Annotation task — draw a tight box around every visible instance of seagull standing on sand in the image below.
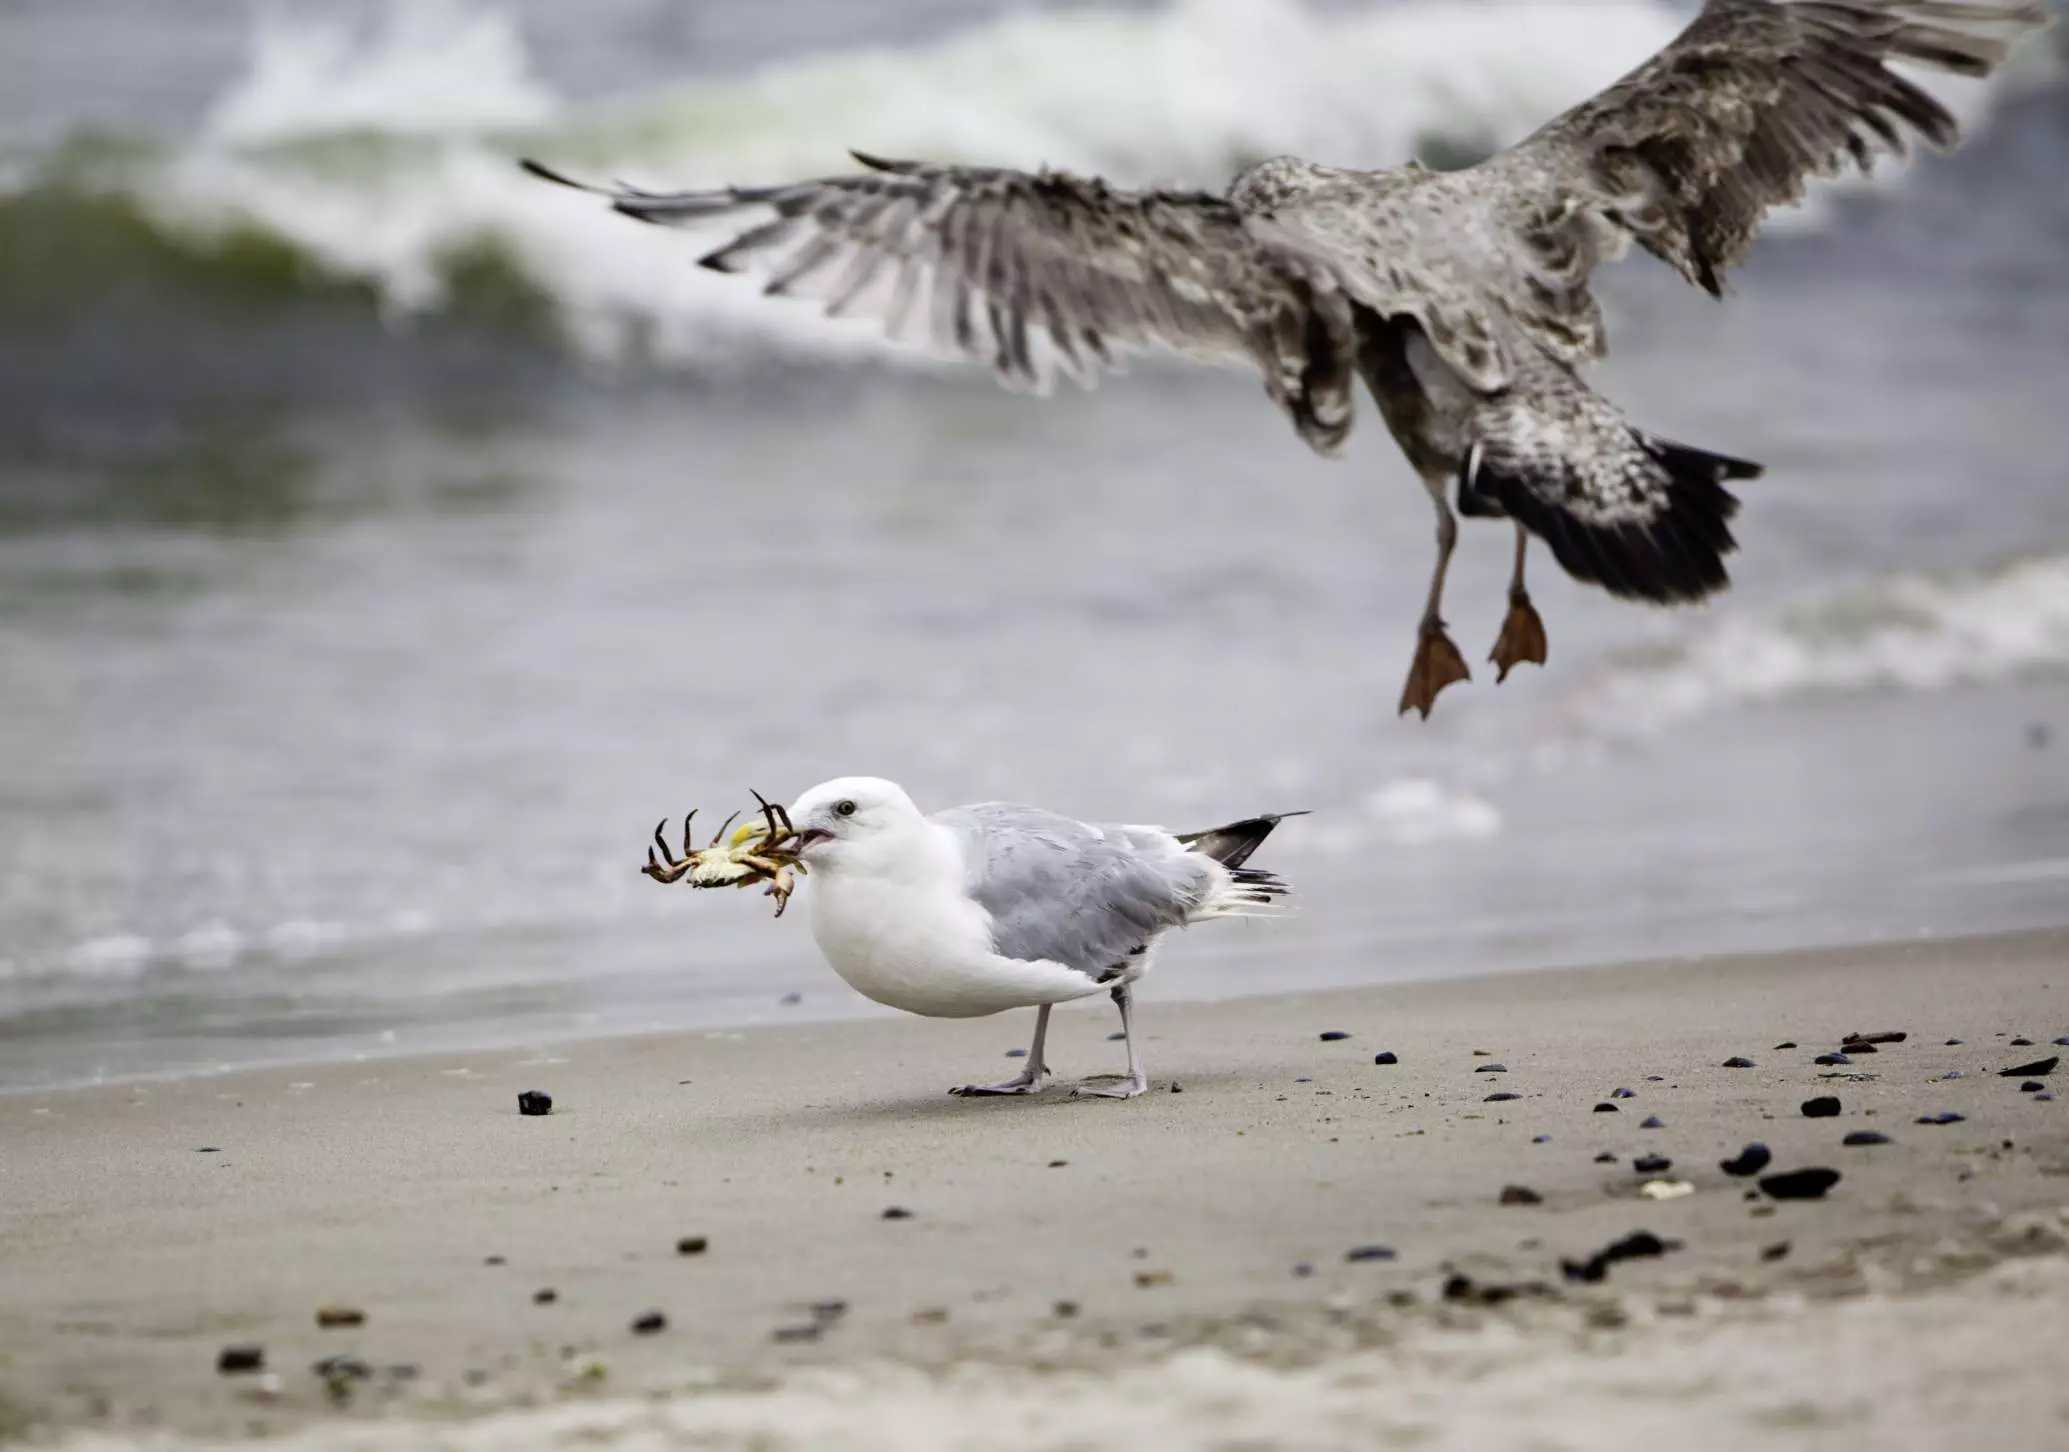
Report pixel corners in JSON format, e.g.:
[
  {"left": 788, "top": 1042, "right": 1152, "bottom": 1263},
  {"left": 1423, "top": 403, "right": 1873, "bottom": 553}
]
[
  {"left": 526, "top": 0, "right": 2045, "bottom": 718},
  {"left": 778, "top": 777, "right": 1298, "bottom": 1099}
]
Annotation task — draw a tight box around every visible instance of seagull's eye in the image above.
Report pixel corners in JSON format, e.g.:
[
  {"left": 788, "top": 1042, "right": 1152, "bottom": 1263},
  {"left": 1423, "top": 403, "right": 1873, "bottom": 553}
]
[{"left": 835, "top": 799, "right": 857, "bottom": 818}]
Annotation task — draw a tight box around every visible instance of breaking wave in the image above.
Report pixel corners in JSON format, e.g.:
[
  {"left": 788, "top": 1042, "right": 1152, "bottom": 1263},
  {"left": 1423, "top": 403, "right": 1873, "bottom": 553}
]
[
  {"left": 3, "top": 0, "right": 2051, "bottom": 371},
  {"left": 1559, "top": 552, "right": 2069, "bottom": 738}
]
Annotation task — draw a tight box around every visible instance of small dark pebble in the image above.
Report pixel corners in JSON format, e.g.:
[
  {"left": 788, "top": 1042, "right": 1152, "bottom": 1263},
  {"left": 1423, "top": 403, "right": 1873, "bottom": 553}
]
[
  {"left": 2038, "top": 1093, "right": 2056, "bottom": 1102},
  {"left": 771, "top": 1324, "right": 821, "bottom": 1344},
  {"left": 778, "top": 992, "right": 802, "bottom": 1006},
  {"left": 1373, "top": 1052, "right": 1398, "bottom": 1065},
  {"left": 1048, "top": 1159, "right": 1068, "bottom": 1168},
  {"left": 1720, "top": 1143, "right": 1773, "bottom": 1177},
  {"left": 2055, "top": 1037, "right": 2069, "bottom": 1047},
  {"left": 1814, "top": 1054, "right": 1851, "bottom": 1066},
  {"left": 533, "top": 1288, "right": 557, "bottom": 1304},
  {"left": 1999, "top": 1056, "right": 2057, "bottom": 1078},
  {"left": 1319, "top": 1031, "right": 1351, "bottom": 1042},
  {"left": 1004, "top": 1048, "right": 1028, "bottom": 1058},
  {"left": 810, "top": 1300, "right": 847, "bottom": 1322},
  {"left": 1499, "top": 1184, "right": 1543, "bottom": 1205},
  {"left": 1640, "top": 1115, "right": 1664, "bottom": 1129},
  {"left": 2021, "top": 1081, "right": 2045, "bottom": 1093},
  {"left": 1053, "top": 1300, "right": 1079, "bottom": 1318},
  {"left": 1594, "top": 1152, "right": 1618, "bottom": 1164},
  {"left": 216, "top": 1345, "right": 265, "bottom": 1375},
  {"left": 1292, "top": 1262, "right": 1314, "bottom": 1278},
  {"left": 1593, "top": 1102, "right": 1619, "bottom": 1113},
  {"left": 314, "top": 1305, "right": 366, "bottom": 1328},
  {"left": 484, "top": 1255, "right": 505, "bottom": 1266},
  {"left": 1633, "top": 1154, "right": 1673, "bottom": 1173},
  {"left": 196, "top": 1146, "right": 220, "bottom": 1154},
  {"left": 1644, "top": 1075, "right": 1665, "bottom": 1082},
  {"left": 313, "top": 1355, "right": 372, "bottom": 1392},
  {"left": 1484, "top": 1091, "right": 1520, "bottom": 1102},
  {"left": 516, "top": 1090, "right": 553, "bottom": 1117},
  {"left": 1294, "top": 1077, "right": 1313, "bottom": 1084},
  {"left": 676, "top": 1236, "right": 708, "bottom": 1256},
  {"left": 1561, "top": 1229, "right": 1677, "bottom": 1284},
  {"left": 1760, "top": 1167, "right": 1841, "bottom": 1200},
  {"left": 1170, "top": 1083, "right": 1183, "bottom": 1094},
  {"left": 630, "top": 1311, "right": 667, "bottom": 1335},
  {"left": 1845, "top": 1031, "right": 1907, "bottom": 1045},
  {"left": 1722, "top": 1057, "right": 1757, "bottom": 1068},
  {"left": 1838, "top": 1041, "right": 1878, "bottom": 1055},
  {"left": 1944, "top": 1071, "right": 1966, "bottom": 1080},
  {"left": 881, "top": 1206, "right": 915, "bottom": 1220},
  {"left": 1772, "top": 1042, "right": 1797, "bottom": 1050},
  {"left": 1107, "top": 1032, "right": 1126, "bottom": 1041},
  {"left": 1801, "top": 1096, "right": 1842, "bottom": 1119},
  {"left": 1843, "top": 1131, "right": 1892, "bottom": 1146},
  {"left": 1475, "top": 1063, "right": 1507, "bottom": 1073},
  {"left": 1610, "top": 1087, "right": 1637, "bottom": 1099},
  {"left": 2010, "top": 1038, "right": 2034, "bottom": 1047},
  {"left": 1761, "top": 1241, "right": 1792, "bottom": 1262},
  {"left": 1916, "top": 1112, "right": 1965, "bottom": 1125},
  {"left": 1345, "top": 1243, "right": 1397, "bottom": 1263},
  {"left": 1946, "top": 1039, "right": 1964, "bottom": 1046},
  {"left": 1443, "top": 1271, "right": 1551, "bottom": 1307},
  {"left": 1532, "top": 1134, "right": 1551, "bottom": 1143}
]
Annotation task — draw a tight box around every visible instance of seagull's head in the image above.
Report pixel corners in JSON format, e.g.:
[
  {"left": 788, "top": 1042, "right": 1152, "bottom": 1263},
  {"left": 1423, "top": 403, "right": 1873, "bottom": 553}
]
[{"left": 785, "top": 776, "right": 925, "bottom": 868}]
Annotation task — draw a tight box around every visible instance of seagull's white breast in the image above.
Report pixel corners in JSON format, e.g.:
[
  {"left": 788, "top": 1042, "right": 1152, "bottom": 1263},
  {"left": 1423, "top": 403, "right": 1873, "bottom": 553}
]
[{"left": 805, "top": 822, "right": 1107, "bottom": 1019}]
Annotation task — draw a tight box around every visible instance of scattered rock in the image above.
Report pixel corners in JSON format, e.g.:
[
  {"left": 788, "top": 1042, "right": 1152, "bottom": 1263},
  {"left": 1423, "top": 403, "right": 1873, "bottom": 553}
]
[
  {"left": 2010, "top": 1038, "right": 2034, "bottom": 1047},
  {"left": 2038, "top": 1093, "right": 2056, "bottom": 1102},
  {"left": 1561, "top": 1229, "right": 1678, "bottom": 1283},
  {"left": 1594, "top": 1152, "right": 1618, "bottom": 1164},
  {"left": 1610, "top": 1087, "right": 1637, "bottom": 1099},
  {"left": 1915, "top": 1112, "right": 1965, "bottom": 1125},
  {"left": 1801, "top": 1096, "right": 1842, "bottom": 1118},
  {"left": 1047, "top": 1159, "right": 1068, "bottom": 1168},
  {"left": 1722, "top": 1057, "right": 1757, "bottom": 1068},
  {"left": 1761, "top": 1241, "right": 1792, "bottom": 1262},
  {"left": 533, "top": 1288, "right": 557, "bottom": 1305},
  {"left": 1845, "top": 1031, "right": 1907, "bottom": 1045},
  {"left": 771, "top": 1324, "right": 821, "bottom": 1343},
  {"left": 1641, "top": 1178, "right": 1693, "bottom": 1201},
  {"left": 676, "top": 1236, "right": 708, "bottom": 1256},
  {"left": 1944, "top": 1071, "right": 1966, "bottom": 1080},
  {"left": 1170, "top": 1083, "right": 1183, "bottom": 1094},
  {"left": 217, "top": 1346, "right": 265, "bottom": 1375},
  {"left": 314, "top": 1305, "right": 365, "bottom": 1329},
  {"left": 484, "top": 1255, "right": 505, "bottom": 1266},
  {"left": 1319, "top": 1031, "right": 1351, "bottom": 1042},
  {"left": 1640, "top": 1115, "right": 1665, "bottom": 1129},
  {"left": 1814, "top": 1054, "right": 1852, "bottom": 1066},
  {"left": 2000, "top": 1056, "right": 2058, "bottom": 1078},
  {"left": 1484, "top": 1091, "right": 1520, "bottom": 1102},
  {"left": 516, "top": 1090, "right": 553, "bottom": 1117},
  {"left": 1373, "top": 1052, "right": 1398, "bottom": 1065},
  {"left": 1292, "top": 1262, "right": 1314, "bottom": 1277},
  {"left": 1593, "top": 1102, "right": 1619, "bottom": 1113},
  {"left": 779, "top": 992, "right": 802, "bottom": 1006},
  {"left": 1838, "top": 1041, "right": 1878, "bottom": 1054},
  {"left": 2021, "top": 1081, "right": 2045, "bottom": 1093},
  {"left": 1760, "top": 1168, "right": 1841, "bottom": 1200},
  {"left": 629, "top": 1311, "right": 667, "bottom": 1335},
  {"left": 1946, "top": 1039, "right": 1964, "bottom": 1046},
  {"left": 1532, "top": 1134, "right": 1551, "bottom": 1143},
  {"left": 1107, "top": 1032, "right": 1126, "bottom": 1041},
  {"left": 1004, "top": 1048, "right": 1028, "bottom": 1058},
  {"left": 1720, "top": 1144, "right": 1773, "bottom": 1177},
  {"left": 1133, "top": 1270, "right": 1174, "bottom": 1289},
  {"left": 1345, "top": 1243, "right": 1397, "bottom": 1263},
  {"left": 1633, "top": 1154, "right": 1673, "bottom": 1173},
  {"left": 1499, "top": 1185, "right": 1544, "bottom": 1206},
  {"left": 881, "top": 1206, "right": 915, "bottom": 1220},
  {"left": 1772, "top": 1042, "right": 1798, "bottom": 1050},
  {"left": 195, "top": 1146, "right": 220, "bottom": 1154},
  {"left": 1645, "top": 1075, "right": 1665, "bottom": 1082},
  {"left": 2055, "top": 1037, "right": 2069, "bottom": 1047},
  {"left": 1053, "top": 1300, "right": 1079, "bottom": 1318},
  {"left": 313, "top": 1355, "right": 373, "bottom": 1398},
  {"left": 1475, "top": 1063, "right": 1508, "bottom": 1073},
  {"left": 1442, "top": 1271, "right": 1552, "bottom": 1307},
  {"left": 1843, "top": 1131, "right": 1892, "bottom": 1146}
]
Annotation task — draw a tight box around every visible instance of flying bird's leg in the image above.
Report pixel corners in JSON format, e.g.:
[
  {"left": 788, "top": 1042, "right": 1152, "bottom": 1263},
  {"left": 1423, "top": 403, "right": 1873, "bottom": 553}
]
[
  {"left": 1398, "top": 480, "right": 1472, "bottom": 719},
  {"left": 1489, "top": 523, "right": 1549, "bottom": 683},
  {"left": 949, "top": 1004, "right": 1053, "bottom": 1096},
  {"left": 1075, "top": 983, "right": 1149, "bottom": 1099}
]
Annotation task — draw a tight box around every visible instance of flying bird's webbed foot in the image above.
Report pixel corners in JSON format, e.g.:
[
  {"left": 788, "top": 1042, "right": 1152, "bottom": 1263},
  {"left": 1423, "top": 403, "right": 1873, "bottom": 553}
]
[
  {"left": 949, "top": 1065, "right": 1052, "bottom": 1097},
  {"left": 1489, "top": 591, "right": 1549, "bottom": 684},
  {"left": 640, "top": 793, "right": 806, "bottom": 917},
  {"left": 1398, "top": 620, "right": 1472, "bottom": 719},
  {"left": 1072, "top": 1073, "right": 1150, "bottom": 1100}
]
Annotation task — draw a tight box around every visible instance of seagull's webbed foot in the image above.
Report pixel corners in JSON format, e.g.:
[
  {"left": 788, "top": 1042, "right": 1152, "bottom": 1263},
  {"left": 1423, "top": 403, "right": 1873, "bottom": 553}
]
[
  {"left": 949, "top": 1066, "right": 1051, "bottom": 1097},
  {"left": 1072, "top": 1073, "right": 1150, "bottom": 1100},
  {"left": 1489, "top": 590, "right": 1548, "bottom": 684},
  {"left": 1398, "top": 619, "right": 1472, "bottom": 719}
]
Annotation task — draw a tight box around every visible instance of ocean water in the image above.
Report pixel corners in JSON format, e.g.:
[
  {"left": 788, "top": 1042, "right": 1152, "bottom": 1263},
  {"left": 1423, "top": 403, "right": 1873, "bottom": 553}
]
[{"left": 4, "top": 0, "right": 2068, "bottom": 1091}]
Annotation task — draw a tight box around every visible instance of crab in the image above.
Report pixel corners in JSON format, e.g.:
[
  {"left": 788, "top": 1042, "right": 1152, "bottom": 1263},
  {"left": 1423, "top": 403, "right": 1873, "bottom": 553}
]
[{"left": 641, "top": 790, "right": 807, "bottom": 917}]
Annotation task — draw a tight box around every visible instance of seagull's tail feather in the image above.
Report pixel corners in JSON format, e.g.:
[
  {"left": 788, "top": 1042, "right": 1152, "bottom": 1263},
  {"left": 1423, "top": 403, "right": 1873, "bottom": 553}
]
[{"left": 1178, "top": 811, "right": 1304, "bottom": 912}]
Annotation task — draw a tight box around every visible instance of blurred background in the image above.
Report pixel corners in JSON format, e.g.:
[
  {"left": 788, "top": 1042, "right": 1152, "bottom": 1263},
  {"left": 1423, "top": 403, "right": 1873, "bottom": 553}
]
[{"left": 3, "top": 0, "right": 2066, "bottom": 1090}]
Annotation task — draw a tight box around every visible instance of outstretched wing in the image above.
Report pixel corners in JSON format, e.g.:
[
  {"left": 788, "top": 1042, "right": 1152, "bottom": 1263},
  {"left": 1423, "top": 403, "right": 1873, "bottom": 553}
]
[
  {"left": 1485, "top": 0, "right": 2047, "bottom": 299},
  {"left": 522, "top": 155, "right": 1360, "bottom": 454},
  {"left": 934, "top": 803, "right": 1216, "bottom": 981}
]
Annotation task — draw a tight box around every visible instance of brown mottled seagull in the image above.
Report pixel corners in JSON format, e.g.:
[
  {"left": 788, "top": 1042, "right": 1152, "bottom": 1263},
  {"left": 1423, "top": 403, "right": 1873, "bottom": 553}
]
[{"left": 525, "top": 0, "right": 2047, "bottom": 718}]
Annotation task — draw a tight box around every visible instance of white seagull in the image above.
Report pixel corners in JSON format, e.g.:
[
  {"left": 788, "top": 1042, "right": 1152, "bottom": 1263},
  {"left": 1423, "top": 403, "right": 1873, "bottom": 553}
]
[
  {"left": 779, "top": 777, "right": 1299, "bottom": 1098},
  {"left": 525, "top": 0, "right": 2046, "bottom": 719}
]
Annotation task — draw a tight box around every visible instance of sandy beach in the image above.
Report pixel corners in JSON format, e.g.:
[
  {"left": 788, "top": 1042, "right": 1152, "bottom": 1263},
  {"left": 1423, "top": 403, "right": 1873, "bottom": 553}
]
[{"left": 3, "top": 928, "right": 2065, "bottom": 1450}]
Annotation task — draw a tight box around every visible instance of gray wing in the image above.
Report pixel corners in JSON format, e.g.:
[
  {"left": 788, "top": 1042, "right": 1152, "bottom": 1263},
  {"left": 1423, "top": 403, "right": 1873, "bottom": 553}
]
[
  {"left": 934, "top": 803, "right": 1218, "bottom": 981},
  {"left": 522, "top": 154, "right": 1360, "bottom": 455},
  {"left": 1480, "top": 0, "right": 2046, "bottom": 305}
]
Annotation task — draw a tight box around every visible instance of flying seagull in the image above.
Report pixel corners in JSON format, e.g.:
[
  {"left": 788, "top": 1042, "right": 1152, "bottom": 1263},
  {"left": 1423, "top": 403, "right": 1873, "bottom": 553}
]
[
  {"left": 525, "top": 0, "right": 2047, "bottom": 717},
  {"left": 774, "top": 776, "right": 1299, "bottom": 1099}
]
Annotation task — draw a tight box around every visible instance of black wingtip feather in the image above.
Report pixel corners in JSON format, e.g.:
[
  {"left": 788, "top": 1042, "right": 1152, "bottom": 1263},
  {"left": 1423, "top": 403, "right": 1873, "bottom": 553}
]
[{"left": 1179, "top": 810, "right": 1308, "bottom": 871}]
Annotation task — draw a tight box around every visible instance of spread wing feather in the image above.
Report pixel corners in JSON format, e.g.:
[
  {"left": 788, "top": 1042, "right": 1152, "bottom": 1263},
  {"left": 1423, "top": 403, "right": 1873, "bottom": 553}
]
[{"left": 520, "top": 155, "right": 1362, "bottom": 456}]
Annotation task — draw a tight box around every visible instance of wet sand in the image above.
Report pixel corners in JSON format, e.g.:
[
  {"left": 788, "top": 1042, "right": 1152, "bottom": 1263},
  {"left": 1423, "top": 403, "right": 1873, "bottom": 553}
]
[{"left": 3, "top": 928, "right": 2067, "bottom": 1449}]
